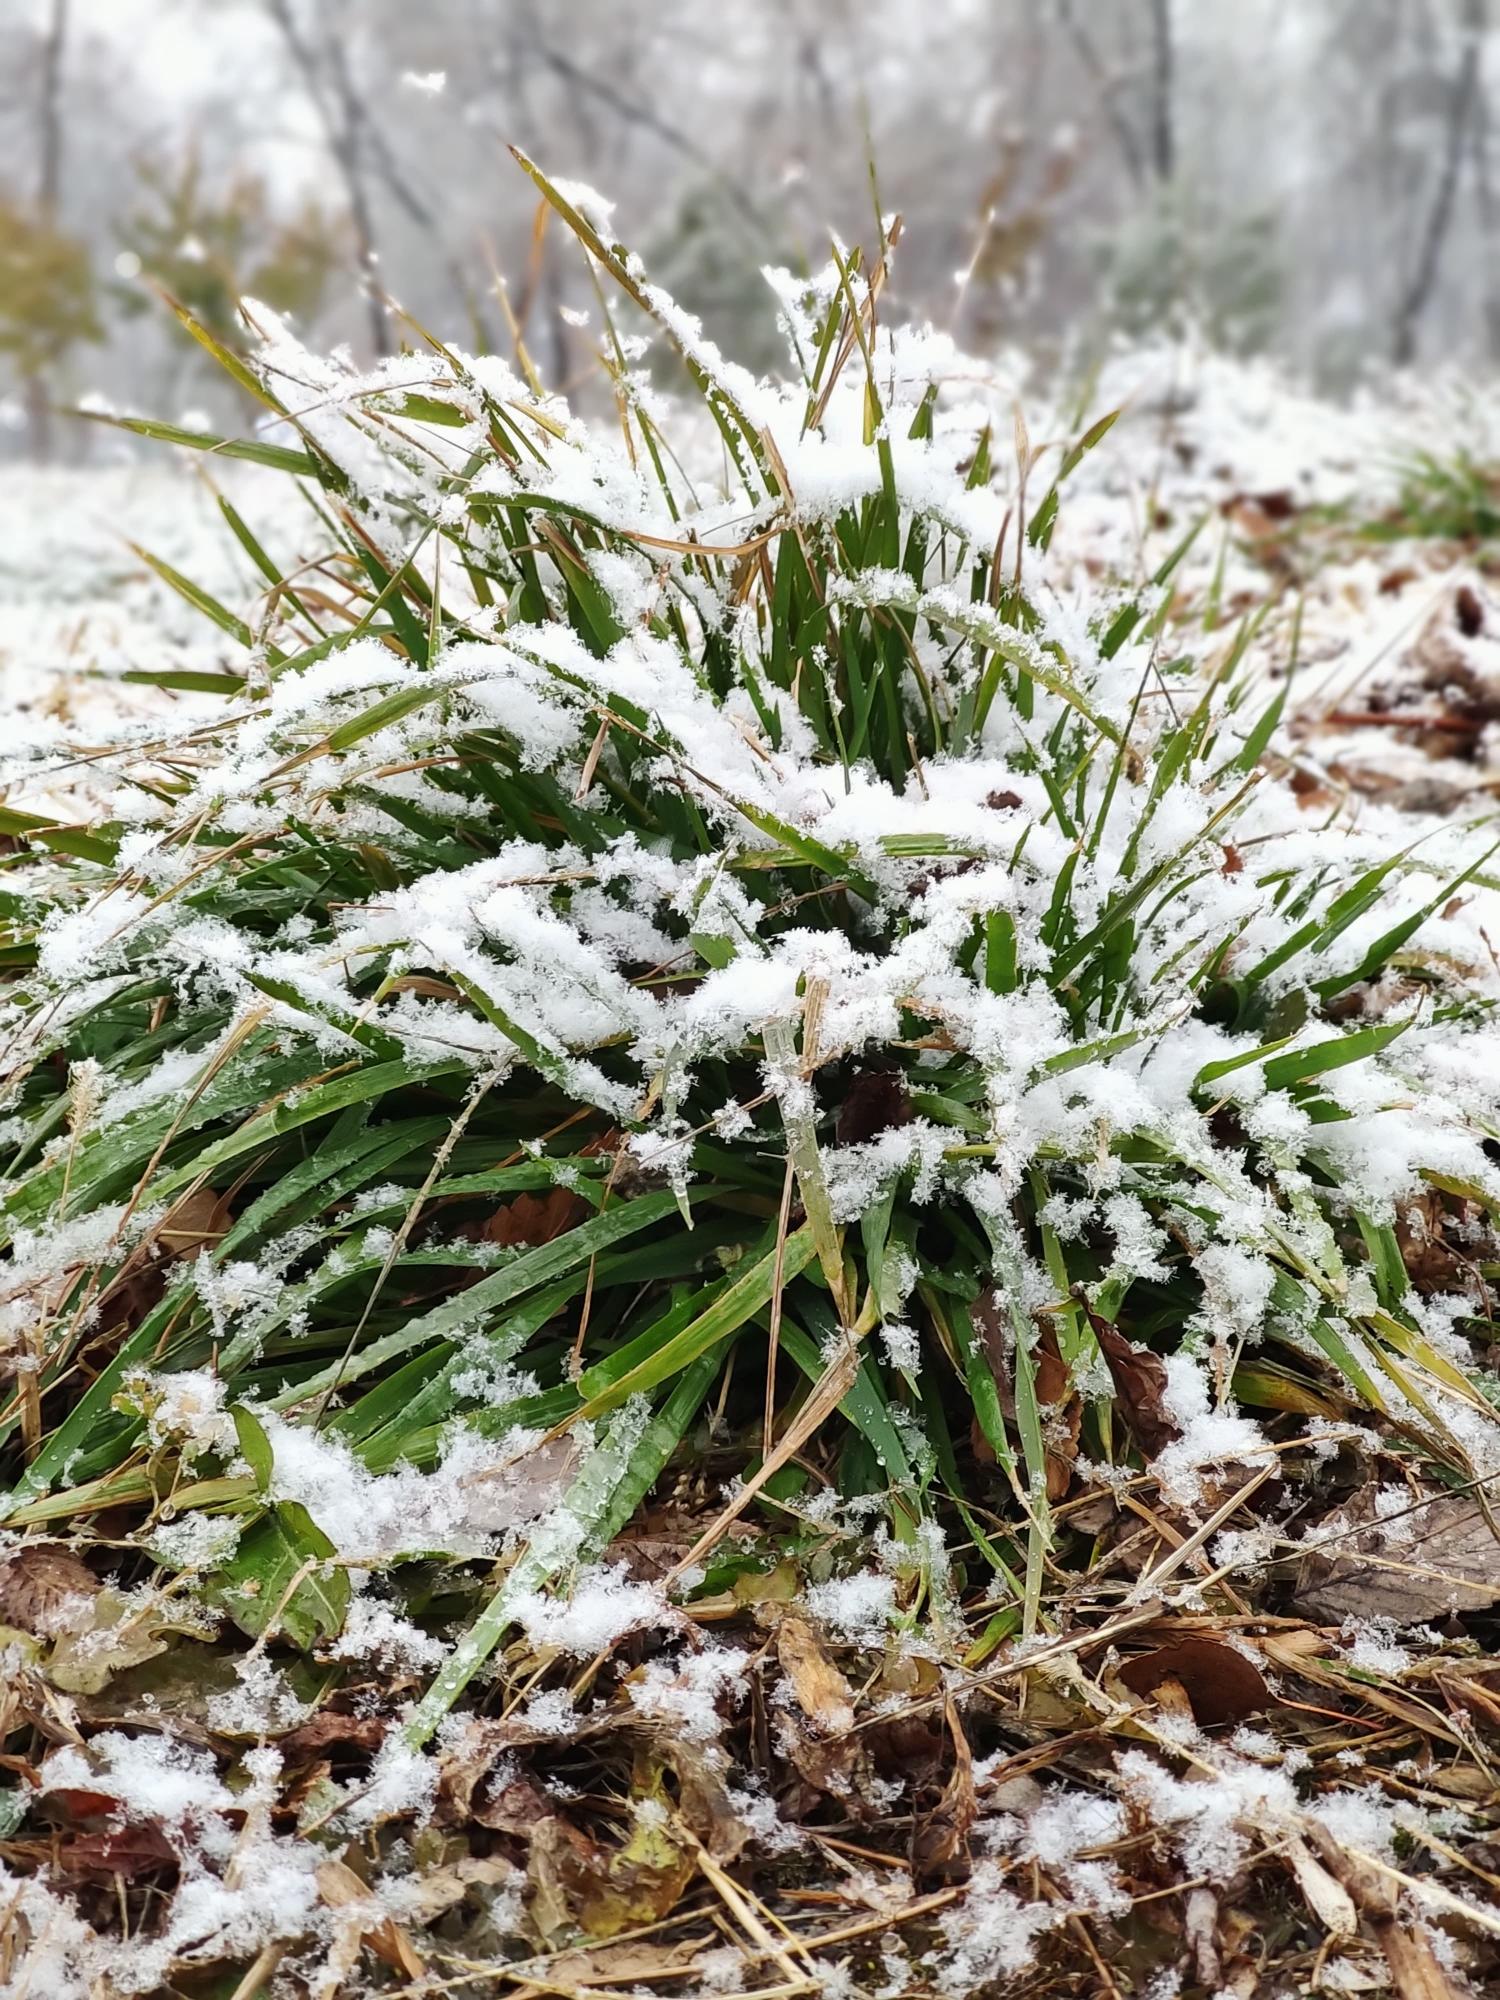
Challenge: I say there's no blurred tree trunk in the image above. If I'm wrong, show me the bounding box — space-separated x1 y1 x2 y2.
1392 0 1486 365
1055 0 1145 188
264 0 392 360
1472 49 1500 355
1147 0 1175 182
27 0 68 461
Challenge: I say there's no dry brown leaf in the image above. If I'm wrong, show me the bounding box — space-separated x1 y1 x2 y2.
391 1853 521 1927
57 1820 179 1886
481 1186 588 1249
909 1698 976 1886
0 1544 98 1637
471 1772 556 1837
278 1712 389 1761
1284 1833 1358 1938
654 1738 748 1864
1295 1491 1500 1623
45 1587 213 1696
530 1939 708 1989
316 1856 426 1979
1078 1301 1179 1459
1035 1317 1081 1501
526 1798 696 1944
777 1614 856 1734
158 1187 232 1259
1116 1637 1271 1727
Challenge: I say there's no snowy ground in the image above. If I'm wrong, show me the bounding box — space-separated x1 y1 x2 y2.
0 458 294 814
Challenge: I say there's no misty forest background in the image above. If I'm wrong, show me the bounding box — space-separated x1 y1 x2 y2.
3 0 1500 465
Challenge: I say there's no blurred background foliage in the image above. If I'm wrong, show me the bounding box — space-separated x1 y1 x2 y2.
1 0 1496 458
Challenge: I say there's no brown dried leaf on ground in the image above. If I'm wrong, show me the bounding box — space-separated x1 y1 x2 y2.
1078 1299 1179 1459
0 1544 99 1637
526 1939 709 1991
1283 1834 1358 1940
57 1821 180 1887
481 1186 589 1249
1295 1490 1500 1622
525 1783 696 1943
278 1711 390 1761
1035 1317 1081 1500
909 1698 976 1886
1394 1188 1495 1296
776 1614 856 1734
316 1855 426 1980
1117 1637 1271 1727
392 1852 522 1928
438 1715 745 1865
157 1187 233 1259
46 1587 215 1696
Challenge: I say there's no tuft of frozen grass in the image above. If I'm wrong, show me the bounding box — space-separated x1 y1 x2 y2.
3 157 1500 1882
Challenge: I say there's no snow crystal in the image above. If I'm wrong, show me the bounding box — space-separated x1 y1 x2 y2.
1151 1351 1274 1505
803 1571 899 1645
337 1733 438 1831
42 1731 231 1824
329 1594 446 1671
508 1564 673 1655
628 1642 749 1740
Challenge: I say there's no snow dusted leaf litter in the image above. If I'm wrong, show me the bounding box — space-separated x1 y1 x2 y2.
2 160 1500 1993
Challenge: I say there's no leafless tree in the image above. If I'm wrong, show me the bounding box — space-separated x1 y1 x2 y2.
26 0 69 458
1392 0 1487 364
263 0 392 358
1055 0 1146 188
1146 0 1175 183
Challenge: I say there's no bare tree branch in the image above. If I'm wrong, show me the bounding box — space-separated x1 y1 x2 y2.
1392 0 1486 364
1147 0 1175 182
28 0 69 459
1055 0 1146 189
37 0 67 213
262 0 391 358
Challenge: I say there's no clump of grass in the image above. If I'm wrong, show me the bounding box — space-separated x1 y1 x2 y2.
3 155 1500 1790
1366 445 1500 542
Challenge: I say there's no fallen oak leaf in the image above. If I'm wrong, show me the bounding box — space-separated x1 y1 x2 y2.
1116 1637 1271 1727
1295 1490 1500 1623
1075 1294 1179 1459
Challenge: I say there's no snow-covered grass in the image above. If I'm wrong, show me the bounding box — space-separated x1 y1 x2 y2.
3 162 1500 1995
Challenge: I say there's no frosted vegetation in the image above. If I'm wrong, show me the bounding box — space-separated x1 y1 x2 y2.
4 161 1500 1994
